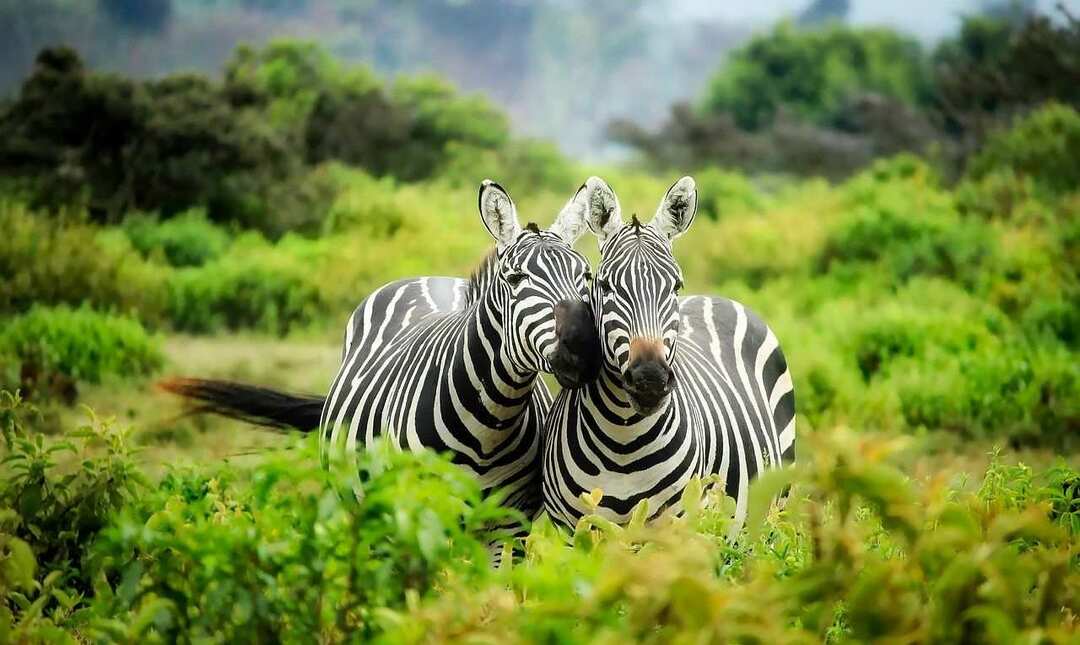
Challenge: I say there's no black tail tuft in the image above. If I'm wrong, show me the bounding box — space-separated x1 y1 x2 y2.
158 377 325 432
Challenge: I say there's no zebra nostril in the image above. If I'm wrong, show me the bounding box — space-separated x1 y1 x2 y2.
622 369 635 387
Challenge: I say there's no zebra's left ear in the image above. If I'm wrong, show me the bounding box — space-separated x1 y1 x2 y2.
649 176 698 242
478 180 523 251
548 183 591 245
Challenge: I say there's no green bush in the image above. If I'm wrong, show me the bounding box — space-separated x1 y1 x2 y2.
123 209 231 267
1 391 146 639
817 206 994 287
385 431 1079 643
691 167 768 220
702 22 933 130
1 393 1077 642
166 234 326 334
0 306 163 392
438 139 577 196
0 202 167 320
818 161 995 287
966 103 1080 198
89 439 515 642
895 344 1079 446
321 169 405 237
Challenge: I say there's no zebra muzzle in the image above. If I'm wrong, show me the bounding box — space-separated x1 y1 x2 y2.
550 299 602 389
623 338 675 413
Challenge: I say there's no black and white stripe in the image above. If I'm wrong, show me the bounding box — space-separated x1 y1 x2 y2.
542 177 796 533
320 180 595 519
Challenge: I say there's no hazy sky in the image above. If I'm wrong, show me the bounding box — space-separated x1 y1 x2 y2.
678 0 1080 41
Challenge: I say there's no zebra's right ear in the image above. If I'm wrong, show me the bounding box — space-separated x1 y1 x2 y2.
548 183 590 245
581 176 623 247
478 180 522 251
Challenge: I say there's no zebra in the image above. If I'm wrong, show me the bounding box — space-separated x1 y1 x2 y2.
163 179 601 524
541 176 796 534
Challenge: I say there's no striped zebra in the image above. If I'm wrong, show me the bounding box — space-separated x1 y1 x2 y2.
541 177 796 533
163 180 601 523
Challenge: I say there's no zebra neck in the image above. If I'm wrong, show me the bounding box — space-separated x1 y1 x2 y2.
449 292 538 429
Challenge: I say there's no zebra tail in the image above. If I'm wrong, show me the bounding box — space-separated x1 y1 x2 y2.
158 377 325 432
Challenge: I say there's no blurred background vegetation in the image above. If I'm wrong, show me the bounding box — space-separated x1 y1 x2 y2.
0 0 1078 641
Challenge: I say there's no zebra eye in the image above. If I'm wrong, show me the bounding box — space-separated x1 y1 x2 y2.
505 271 527 287
674 279 684 295
583 270 593 283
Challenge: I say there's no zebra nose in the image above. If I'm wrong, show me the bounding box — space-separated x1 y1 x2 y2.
623 360 675 396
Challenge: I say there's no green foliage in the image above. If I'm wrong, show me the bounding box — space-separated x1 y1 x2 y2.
896 344 1079 444
384 431 1080 643
702 22 932 130
165 234 327 334
1 392 1077 642
320 170 405 237
818 159 995 288
0 47 291 226
934 11 1080 142
0 41 531 232
0 306 163 397
89 440 515 642
619 9 1080 179
967 103 1080 197
1 390 147 640
123 209 231 267
439 139 577 196
0 201 167 320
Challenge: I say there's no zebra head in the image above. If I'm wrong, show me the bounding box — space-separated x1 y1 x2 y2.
478 180 601 389
584 176 698 414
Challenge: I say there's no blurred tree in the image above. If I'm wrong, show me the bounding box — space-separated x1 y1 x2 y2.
226 40 509 181
0 47 289 225
934 10 1080 152
702 23 933 131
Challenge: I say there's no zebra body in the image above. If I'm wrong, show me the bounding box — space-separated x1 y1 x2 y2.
318 182 597 519
320 272 550 514
542 177 795 531
543 295 795 528
162 181 599 523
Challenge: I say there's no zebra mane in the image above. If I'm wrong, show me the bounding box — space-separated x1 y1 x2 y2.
466 248 499 305
630 213 643 233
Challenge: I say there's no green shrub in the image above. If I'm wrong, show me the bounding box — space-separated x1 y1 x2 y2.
1 391 146 638
438 139 578 196
692 167 768 219
0 306 163 393
89 439 515 642
967 103 1080 198
818 166 995 287
818 207 993 287
385 431 1079 643
321 169 405 237
123 209 231 267
895 344 1079 447
0 202 167 320
166 234 326 334
2 392 1077 643
702 22 933 130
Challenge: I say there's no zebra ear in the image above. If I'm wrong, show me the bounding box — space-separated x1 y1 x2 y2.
478 180 522 251
548 183 591 245
581 176 623 247
650 176 697 241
